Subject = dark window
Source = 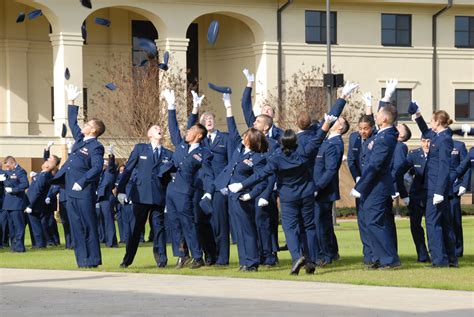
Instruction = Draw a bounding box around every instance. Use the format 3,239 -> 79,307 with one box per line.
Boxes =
455,90 -> 474,120
455,16 -> 474,48
305,11 -> 337,44
381,88 -> 412,120
381,14 -> 411,46
186,23 -> 199,91
132,20 -> 158,66
83,88 -> 88,119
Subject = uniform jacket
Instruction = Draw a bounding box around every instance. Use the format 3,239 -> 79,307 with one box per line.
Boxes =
97,155 -> 117,202
27,171 -> 53,212
2,165 -> 29,211
395,147 -> 428,202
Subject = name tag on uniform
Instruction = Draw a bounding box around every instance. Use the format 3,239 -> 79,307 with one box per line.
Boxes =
80,148 -> 89,155
316,155 -> 323,158
352,148 -> 359,151
162,158 -> 170,163
140,156 -> 147,160
193,154 -> 202,162
218,145 -> 225,147
414,165 -> 421,168
451,150 -> 459,155
11,174 -> 17,179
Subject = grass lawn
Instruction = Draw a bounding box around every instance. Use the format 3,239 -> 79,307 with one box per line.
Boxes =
1,217 -> 473,291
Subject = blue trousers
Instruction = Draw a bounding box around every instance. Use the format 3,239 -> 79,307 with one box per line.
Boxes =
255,195 -> 277,265
59,201 -> 73,249
425,196 -> 456,266
97,198 -> 118,247
450,196 -> 463,257
314,200 -> 339,263
408,198 -> 429,262
167,185 -> 202,260
28,211 -> 46,248
0,209 -> 10,248
116,202 -> 125,243
193,189 -> 216,263
43,212 -> 60,246
230,198 -> 259,267
363,195 -> 400,266
211,191 -> 230,265
7,210 -> 25,252
356,198 -> 374,264
281,196 -> 318,264
67,197 -> 102,267
117,203 -> 134,245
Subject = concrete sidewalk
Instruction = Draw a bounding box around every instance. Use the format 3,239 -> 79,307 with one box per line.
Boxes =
1,268 -> 473,316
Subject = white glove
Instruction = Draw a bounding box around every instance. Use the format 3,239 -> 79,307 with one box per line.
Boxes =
106,144 -> 113,155
45,197 -> 51,205
191,90 -> 205,109
362,92 -> 372,108
161,89 -> 176,110
458,186 -> 467,197
243,68 -> 255,82
95,203 -> 100,209
391,192 -> 400,200
402,197 -> 410,206
201,193 -> 212,200
30,171 -> 37,178
117,193 -> 127,205
383,78 -> 398,101
323,113 -> 338,124
355,176 -> 361,183
461,124 -> 471,134
228,182 -> 243,193
257,198 -> 269,207
67,140 -> 73,153
341,81 -> 359,97
314,191 -> 318,198
350,188 -> 361,198
433,194 -> 444,205
24,207 -> 32,214
223,93 -> 232,109
239,193 -> 251,201
0,174 -> 5,182
47,141 -> 54,149
5,187 -> 12,193
219,188 -> 229,196
72,183 -> 82,191
65,84 -> 82,101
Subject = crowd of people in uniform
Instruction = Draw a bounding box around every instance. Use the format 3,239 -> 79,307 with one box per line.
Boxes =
1,69 -> 473,275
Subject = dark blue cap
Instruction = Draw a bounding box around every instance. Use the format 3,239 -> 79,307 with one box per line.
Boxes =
105,83 -> 116,91
468,128 -> 474,136
407,101 -> 418,115
208,82 -> 232,94
61,123 -> 67,138
65,68 -> 70,80
199,197 -> 213,215
95,17 -> 111,27
81,23 -> 87,41
28,9 -> 43,20
207,20 -> 219,45
80,0 -> 92,9
138,38 -> 157,58
16,12 -> 25,23
158,51 -> 169,71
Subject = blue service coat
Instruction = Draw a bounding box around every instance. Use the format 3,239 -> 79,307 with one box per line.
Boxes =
395,148 -> 428,202
451,140 -> 470,193
97,155 -> 117,202
26,171 -> 53,211
2,165 -> 29,211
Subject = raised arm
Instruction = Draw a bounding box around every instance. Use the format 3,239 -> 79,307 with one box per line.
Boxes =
65,85 -> 84,142
223,93 -> 242,151
241,69 -> 256,128
187,90 -> 205,129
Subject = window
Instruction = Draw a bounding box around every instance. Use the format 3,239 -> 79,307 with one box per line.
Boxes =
381,88 -> 412,120
455,16 -> 474,48
455,90 -> 474,120
381,14 -> 411,46
305,11 -> 337,44
132,20 -> 158,66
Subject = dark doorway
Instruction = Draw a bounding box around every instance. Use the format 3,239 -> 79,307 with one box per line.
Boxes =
186,23 -> 199,91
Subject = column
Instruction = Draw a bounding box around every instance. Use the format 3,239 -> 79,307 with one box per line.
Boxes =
254,42 -> 279,115
50,32 -> 84,137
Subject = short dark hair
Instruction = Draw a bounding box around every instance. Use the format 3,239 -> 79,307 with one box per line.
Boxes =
297,112 -> 311,130
340,117 -> 350,135
256,114 -> 273,129
398,123 -> 412,142
280,129 -> 298,155
194,123 -> 207,139
90,118 -> 106,137
358,114 -> 375,127
51,155 -> 61,166
380,105 -> 398,124
243,128 -> 268,153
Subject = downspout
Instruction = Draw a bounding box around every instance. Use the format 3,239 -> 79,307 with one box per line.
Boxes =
277,0 -> 293,109
432,0 -> 453,111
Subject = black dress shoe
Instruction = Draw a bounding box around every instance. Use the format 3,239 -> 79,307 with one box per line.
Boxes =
379,263 -> 401,270
366,262 -> 380,270
241,265 -> 258,272
175,256 -> 191,269
290,257 -> 306,275
425,263 -> 448,269
305,262 -> 316,274
119,262 -> 129,268
316,259 -> 328,268
448,262 -> 459,268
157,262 -> 167,268
205,260 -> 216,266
190,258 -> 205,269
215,263 -> 229,268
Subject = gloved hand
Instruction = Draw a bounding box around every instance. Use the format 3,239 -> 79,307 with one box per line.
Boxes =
323,113 -> 338,125
383,78 -> 398,101
391,192 -> 400,200
362,92 -> 372,108
341,81 -> 359,98
5,187 -> 12,193
30,171 -> 37,178
220,188 -> 229,196
24,207 -> 32,214
461,124 -> 472,134
458,186 -> 467,197
433,194 -> 444,205
95,203 -> 100,209
257,198 -> 269,207
228,182 -> 243,193
314,191 -> 318,198
117,193 -> 127,205
355,176 -> 361,183
239,193 -> 251,201
47,141 -> 54,149
72,183 -> 82,191
407,101 -> 420,115
350,188 -> 361,198
201,193 -> 212,200
402,197 -> 410,206
223,93 -> 232,109
161,89 -> 176,110
191,90 -> 205,109
65,84 -> 82,101
45,197 -> 51,205
108,144 -> 114,155
243,68 -> 255,82
0,174 -> 5,182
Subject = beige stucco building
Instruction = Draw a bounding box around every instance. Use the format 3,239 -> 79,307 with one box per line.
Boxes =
1,0 -> 473,164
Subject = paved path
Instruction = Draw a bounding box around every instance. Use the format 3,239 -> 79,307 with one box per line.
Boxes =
1,268 -> 473,316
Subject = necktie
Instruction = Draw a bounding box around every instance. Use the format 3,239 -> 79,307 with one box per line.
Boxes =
154,147 -> 160,164
208,134 -> 213,146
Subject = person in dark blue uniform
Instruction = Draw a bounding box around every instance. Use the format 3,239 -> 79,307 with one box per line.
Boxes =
395,137 -> 431,263
2,156 -> 29,252
96,147 -> 118,248
47,184 -> 73,249
411,104 -> 457,267
163,88 -> 214,269
0,163 -> 9,248
187,91 -> 233,266
215,94 -> 269,271
52,85 -> 105,268
117,125 -> 174,268
350,105 -> 401,269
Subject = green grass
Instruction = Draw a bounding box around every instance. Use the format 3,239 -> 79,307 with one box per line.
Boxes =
1,217 -> 473,291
